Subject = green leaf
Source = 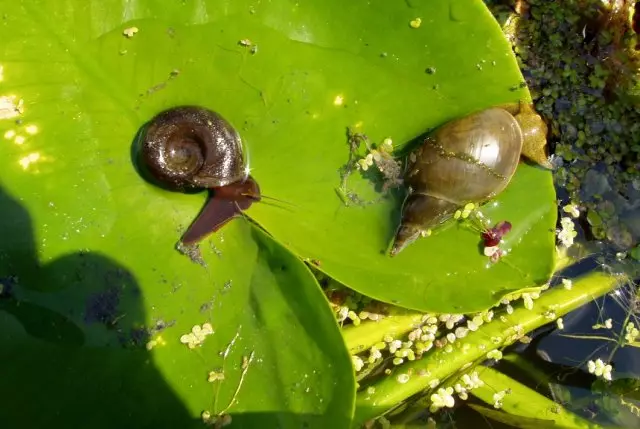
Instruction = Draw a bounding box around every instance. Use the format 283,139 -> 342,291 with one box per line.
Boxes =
598,377 -> 640,402
237,0 -> 557,313
471,366 -> 606,429
0,176 -> 353,428
352,271 -> 625,424
0,0 -> 553,424
1,1 -> 554,318
467,404 -> 560,429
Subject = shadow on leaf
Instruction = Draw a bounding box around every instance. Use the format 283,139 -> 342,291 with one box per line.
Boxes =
0,185 -> 198,428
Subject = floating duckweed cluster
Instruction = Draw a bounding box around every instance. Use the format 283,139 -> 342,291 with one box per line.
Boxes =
348,308 -> 499,378
492,389 -> 511,409
353,135 -> 403,190
429,387 -> 454,410
322,276 -> 390,325
207,370 -> 225,383
409,18 -> 422,29
179,322 -> 214,349
451,203 -> 522,263
453,202 -> 477,220
201,411 -> 232,427
337,130 -> 404,206
503,289 -> 543,311
624,321 -> 639,343
428,371 -> 486,412
563,203 -> 581,218
486,349 -> 503,361
587,358 -> 614,381
557,216 -> 578,248
593,318 -> 614,330
335,303 -> 388,326
145,335 -> 167,351
485,0 -> 640,252
345,273 -> 594,417
122,26 -> 139,38
359,138 -> 395,170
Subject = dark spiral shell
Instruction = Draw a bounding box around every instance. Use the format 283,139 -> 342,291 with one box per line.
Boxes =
140,106 -> 247,191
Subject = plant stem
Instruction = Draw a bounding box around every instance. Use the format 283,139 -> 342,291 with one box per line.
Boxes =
471,366 -> 604,429
342,311 -> 424,355
352,271 -> 627,425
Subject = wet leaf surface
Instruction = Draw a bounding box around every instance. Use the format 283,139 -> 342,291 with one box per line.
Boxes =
0,1 -> 556,427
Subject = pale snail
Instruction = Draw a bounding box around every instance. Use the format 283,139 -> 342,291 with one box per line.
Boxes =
390,102 -> 553,256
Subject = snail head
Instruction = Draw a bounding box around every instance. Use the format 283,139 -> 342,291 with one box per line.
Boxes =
213,175 -> 261,208
389,193 -> 458,257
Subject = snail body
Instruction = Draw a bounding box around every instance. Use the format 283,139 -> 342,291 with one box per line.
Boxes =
390,103 -> 551,256
139,106 -> 260,245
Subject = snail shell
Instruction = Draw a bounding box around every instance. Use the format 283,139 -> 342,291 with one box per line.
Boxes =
138,106 -> 259,245
390,105 -> 550,256
141,106 -> 247,191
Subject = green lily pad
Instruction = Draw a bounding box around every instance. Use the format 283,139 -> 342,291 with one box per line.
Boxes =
239,1 -> 557,312
2,1 -> 555,317
0,0 -> 555,425
0,183 -> 353,428
2,5 -> 356,427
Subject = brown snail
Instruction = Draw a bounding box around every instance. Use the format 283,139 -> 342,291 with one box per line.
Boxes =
139,105 -> 260,245
389,102 -> 552,256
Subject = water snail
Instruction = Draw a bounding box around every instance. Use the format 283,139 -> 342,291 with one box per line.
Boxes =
389,102 -> 553,257
138,106 -> 261,245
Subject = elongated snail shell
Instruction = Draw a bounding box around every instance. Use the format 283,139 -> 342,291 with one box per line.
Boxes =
390,105 -> 550,256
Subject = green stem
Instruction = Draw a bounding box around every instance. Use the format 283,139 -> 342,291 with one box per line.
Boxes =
501,353 -> 563,388
342,311 -> 425,355
471,366 -> 604,429
606,309 -> 632,363
353,271 -> 627,425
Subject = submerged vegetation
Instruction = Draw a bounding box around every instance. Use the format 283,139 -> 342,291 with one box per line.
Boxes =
488,0 -> 640,256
